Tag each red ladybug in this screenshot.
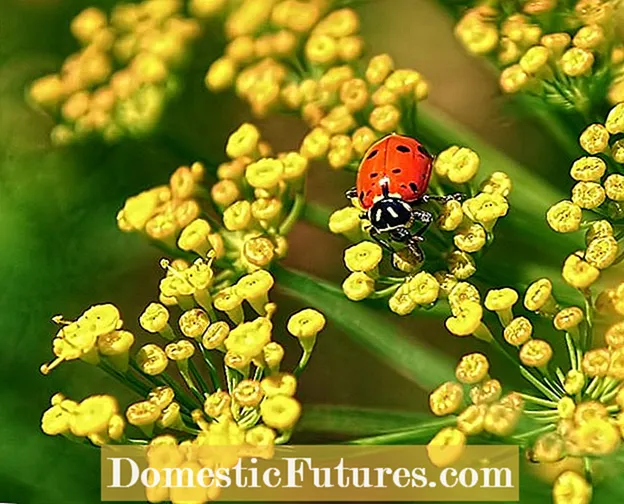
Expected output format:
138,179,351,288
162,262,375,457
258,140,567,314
346,134,464,263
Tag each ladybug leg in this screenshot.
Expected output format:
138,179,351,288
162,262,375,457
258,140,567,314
389,227,424,264
366,226,396,254
411,208,433,239
422,192,466,203
345,187,358,200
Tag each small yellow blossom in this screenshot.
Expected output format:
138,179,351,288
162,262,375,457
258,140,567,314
457,405,487,436
504,316,533,346
605,174,624,201
429,381,464,416
547,201,583,233
560,47,594,77
438,200,464,231
519,339,553,367
455,353,489,384
344,242,383,273
343,272,375,302
470,378,502,405
261,373,297,397
579,124,609,154
407,272,440,305
454,224,487,253
571,181,606,209
570,156,606,181
553,471,592,504
260,395,301,430
562,253,600,289
582,348,610,377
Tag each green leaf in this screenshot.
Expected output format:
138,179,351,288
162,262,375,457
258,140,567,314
298,405,432,436
274,265,455,389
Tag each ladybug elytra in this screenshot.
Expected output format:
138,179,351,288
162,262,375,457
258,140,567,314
346,133,464,264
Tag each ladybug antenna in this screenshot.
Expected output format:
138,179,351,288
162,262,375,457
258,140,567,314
380,178,390,198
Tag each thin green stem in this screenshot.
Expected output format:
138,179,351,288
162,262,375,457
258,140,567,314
279,193,306,235
347,417,456,445
198,346,222,391
510,424,556,442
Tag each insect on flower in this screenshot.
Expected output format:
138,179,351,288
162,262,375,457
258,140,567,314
346,133,464,263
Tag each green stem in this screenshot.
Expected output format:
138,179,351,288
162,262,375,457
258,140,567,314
347,417,456,445
279,193,306,235
198,346,222,391
510,424,556,442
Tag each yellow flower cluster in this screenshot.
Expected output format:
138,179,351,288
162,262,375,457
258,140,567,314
118,122,308,274
336,146,511,317
42,264,326,451
28,0,201,145
427,353,523,467
547,102,624,290
40,304,130,374
454,0,622,108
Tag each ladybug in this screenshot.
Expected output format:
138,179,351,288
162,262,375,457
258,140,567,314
346,134,464,263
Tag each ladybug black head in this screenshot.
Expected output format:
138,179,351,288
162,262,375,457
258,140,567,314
367,197,413,232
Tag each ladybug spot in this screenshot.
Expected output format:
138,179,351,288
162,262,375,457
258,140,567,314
396,145,410,153
417,145,430,156
359,191,365,201
366,149,379,160
369,172,379,178
409,182,418,193
392,167,401,174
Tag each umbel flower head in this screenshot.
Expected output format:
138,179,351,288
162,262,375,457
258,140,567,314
453,1,624,114
28,0,202,145
41,118,327,453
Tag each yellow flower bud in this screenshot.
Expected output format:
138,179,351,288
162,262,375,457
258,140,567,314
177,308,209,339
126,400,161,433
343,272,375,302
579,124,609,154
606,103,624,134
564,370,585,395
438,200,464,231
177,219,211,255
71,395,118,437
499,64,530,93
582,348,610,377
541,32,571,54
484,287,518,326
246,425,276,447
305,34,338,65
524,278,555,312
575,400,608,425
426,427,466,468
519,339,553,367
553,306,584,331
470,379,502,405
407,272,440,305
562,253,600,288
447,250,477,280
205,57,236,91
606,321,624,348
263,341,285,372
148,386,175,410
287,308,326,339
576,418,620,455
226,316,273,359
329,207,362,240
204,391,231,418
445,301,483,337
223,200,252,231
139,302,173,339
300,127,331,159
608,347,624,379
232,379,263,407
612,138,624,161
235,269,274,315
260,395,301,430
553,471,592,504
314,8,359,37
573,24,605,50
484,403,520,436
570,156,607,182
457,404,487,436
261,373,297,397
340,78,369,112
433,146,479,183
604,174,624,201
344,241,383,273
71,7,107,44
369,105,400,133
226,123,260,159
429,381,464,416
454,224,487,253
520,45,550,74
371,85,397,106
455,15,498,55
338,35,364,61
547,200,583,232
165,339,195,361
136,344,169,375
455,353,489,384
352,126,378,155
585,236,618,269
29,74,65,108
531,432,565,463
462,193,509,225
560,47,594,76
504,316,533,346
245,158,284,190
365,53,394,85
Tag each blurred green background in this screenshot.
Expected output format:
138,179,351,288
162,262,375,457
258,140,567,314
0,0,583,503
